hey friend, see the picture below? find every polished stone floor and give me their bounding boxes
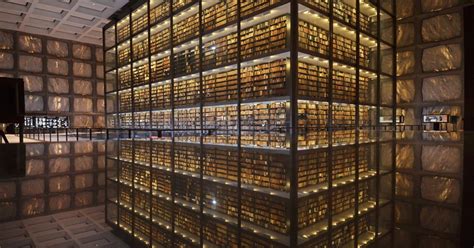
[0,134,465,247]
[0,206,128,247]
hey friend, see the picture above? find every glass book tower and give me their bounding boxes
[104,0,396,247]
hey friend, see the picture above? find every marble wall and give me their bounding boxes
[0,30,105,128]
[395,0,465,247]
[396,0,464,126]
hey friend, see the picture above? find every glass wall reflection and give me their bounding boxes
[394,130,462,247]
[105,130,395,247]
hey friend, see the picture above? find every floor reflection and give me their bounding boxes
[394,131,462,248]
[0,131,464,247]
[0,141,106,222]
[105,132,396,247]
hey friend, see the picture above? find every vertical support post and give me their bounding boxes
[145,1,153,246]
[198,0,204,246]
[236,0,242,245]
[375,0,382,241]
[19,123,24,143]
[168,2,176,246]
[354,0,361,246]
[289,0,299,246]
[327,0,335,242]
[390,0,397,245]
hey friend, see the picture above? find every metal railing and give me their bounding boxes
[19,125,430,142]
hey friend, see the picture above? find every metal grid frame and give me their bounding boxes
[103,0,397,246]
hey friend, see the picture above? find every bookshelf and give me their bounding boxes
[104,0,396,246]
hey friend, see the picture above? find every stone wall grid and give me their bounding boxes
[395,1,465,246]
[0,29,105,128]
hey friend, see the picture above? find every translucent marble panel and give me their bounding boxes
[422,44,462,72]
[96,81,105,96]
[73,62,92,77]
[419,206,459,233]
[397,51,415,76]
[73,79,92,95]
[397,0,414,19]
[74,98,93,112]
[47,40,68,57]
[0,182,16,199]
[397,23,415,47]
[97,99,105,112]
[19,55,43,72]
[49,157,71,174]
[21,198,44,217]
[21,179,44,196]
[421,176,460,203]
[74,156,93,171]
[74,142,94,154]
[95,48,103,62]
[422,105,462,117]
[49,194,71,211]
[73,44,92,60]
[49,176,71,193]
[96,64,104,79]
[421,145,461,173]
[18,35,42,53]
[22,75,44,92]
[72,115,93,128]
[422,75,462,102]
[403,108,416,125]
[47,59,69,76]
[75,191,93,207]
[95,116,106,128]
[25,95,44,112]
[75,174,94,189]
[396,145,415,169]
[26,144,44,156]
[48,96,70,112]
[26,159,45,176]
[0,52,14,69]
[422,13,461,42]
[0,202,16,220]
[48,77,69,94]
[395,173,413,197]
[48,143,70,155]
[421,0,458,12]
[97,141,106,153]
[397,79,415,103]
[0,31,14,49]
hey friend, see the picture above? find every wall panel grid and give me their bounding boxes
[394,1,465,247]
[0,29,105,128]
[104,0,396,247]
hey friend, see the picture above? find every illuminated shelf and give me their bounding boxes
[299,200,378,240]
[104,0,395,246]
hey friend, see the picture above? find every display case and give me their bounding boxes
[104,0,396,246]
